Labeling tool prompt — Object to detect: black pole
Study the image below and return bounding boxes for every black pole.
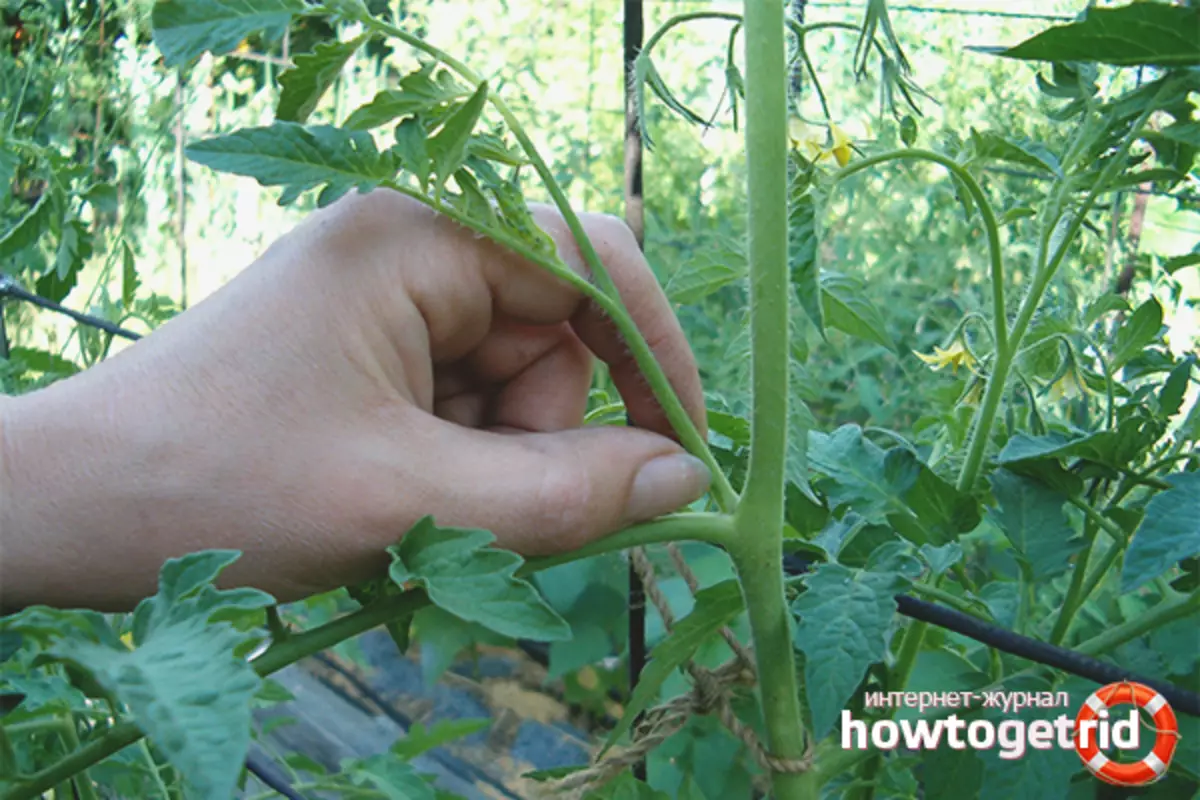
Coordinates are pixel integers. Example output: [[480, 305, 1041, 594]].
[[623, 0, 647, 783]]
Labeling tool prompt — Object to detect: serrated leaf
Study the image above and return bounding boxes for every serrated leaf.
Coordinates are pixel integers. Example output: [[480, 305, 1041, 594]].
[[387, 517, 569, 641], [186, 123, 394, 204], [389, 718, 491, 761], [600, 580, 744, 755], [428, 81, 488, 195], [277, 34, 370, 123], [792, 563, 907, 738], [151, 0, 308, 69], [997, 4, 1200, 68], [967, 129, 1060, 175], [47, 551, 269, 800], [665, 259, 741, 305], [1112, 297, 1163, 369], [807, 425, 918, 525], [1121, 472, 1200, 593], [820, 272, 895, 351], [344, 63, 469, 130], [789, 174, 824, 335], [1160, 357, 1194, 419], [585, 773, 671, 799], [987, 470, 1082, 580]]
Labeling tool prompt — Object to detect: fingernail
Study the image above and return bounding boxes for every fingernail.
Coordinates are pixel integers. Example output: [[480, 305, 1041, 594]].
[[625, 454, 712, 521]]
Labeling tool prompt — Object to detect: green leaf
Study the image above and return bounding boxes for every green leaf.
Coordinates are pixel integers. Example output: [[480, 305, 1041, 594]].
[[1163, 251, 1200, 275], [277, 34, 370, 124], [967, 129, 1060, 175], [978, 738, 1080, 800], [0, 195, 52, 260], [987, 470, 1082, 580], [665, 258, 742, 305], [121, 242, 140, 308], [789, 164, 824, 336], [151, 0, 309, 69], [996, 5, 1200, 68], [47, 551, 270, 800], [1083, 292, 1130, 326], [387, 517, 569, 641], [8, 347, 80, 377], [600, 580, 744, 755], [995, 416, 1160, 472], [820, 272, 895, 351], [792, 563, 908, 738], [427, 81, 488, 194], [393, 118, 431, 191], [898, 465, 981, 546], [343, 64, 469, 130], [807, 425, 919, 526], [1160, 357, 1194, 419], [1160, 121, 1200, 148], [1111, 297, 1164, 370], [345, 754, 436, 800], [1105, 168, 1186, 191], [186, 123, 395, 206], [1121, 472, 1200, 593], [389, 719, 491, 761]]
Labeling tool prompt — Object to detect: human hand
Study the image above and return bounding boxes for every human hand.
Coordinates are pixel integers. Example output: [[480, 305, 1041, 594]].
[[0, 191, 711, 611]]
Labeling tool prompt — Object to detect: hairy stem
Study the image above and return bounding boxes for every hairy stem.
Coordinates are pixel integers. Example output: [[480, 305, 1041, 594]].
[[734, 2, 814, 798]]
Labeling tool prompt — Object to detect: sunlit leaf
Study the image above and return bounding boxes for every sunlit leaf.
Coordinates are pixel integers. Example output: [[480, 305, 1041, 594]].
[[186, 123, 396, 206], [428, 81, 488, 194], [277, 34, 371, 123], [993, 4, 1200, 67], [343, 63, 468, 130], [151, 0, 308, 68]]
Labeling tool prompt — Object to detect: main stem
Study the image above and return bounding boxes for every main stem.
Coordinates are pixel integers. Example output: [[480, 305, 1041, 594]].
[[734, 2, 814, 798]]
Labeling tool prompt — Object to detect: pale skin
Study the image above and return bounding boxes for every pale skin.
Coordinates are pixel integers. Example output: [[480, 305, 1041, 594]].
[[0, 190, 712, 612]]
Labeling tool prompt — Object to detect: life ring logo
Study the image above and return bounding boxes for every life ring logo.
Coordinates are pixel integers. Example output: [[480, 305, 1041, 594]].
[[1074, 681, 1180, 786]]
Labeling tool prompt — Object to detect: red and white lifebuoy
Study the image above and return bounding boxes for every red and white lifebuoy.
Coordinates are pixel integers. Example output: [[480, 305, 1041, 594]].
[[1074, 682, 1180, 786]]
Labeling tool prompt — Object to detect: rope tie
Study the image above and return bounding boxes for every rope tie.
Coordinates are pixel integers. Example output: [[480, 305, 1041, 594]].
[[544, 545, 811, 796]]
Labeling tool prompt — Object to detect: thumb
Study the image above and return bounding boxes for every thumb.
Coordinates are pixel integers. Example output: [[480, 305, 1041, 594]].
[[429, 424, 713, 554]]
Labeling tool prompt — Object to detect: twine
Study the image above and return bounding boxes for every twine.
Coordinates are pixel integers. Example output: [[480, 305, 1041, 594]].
[[544, 545, 811, 796]]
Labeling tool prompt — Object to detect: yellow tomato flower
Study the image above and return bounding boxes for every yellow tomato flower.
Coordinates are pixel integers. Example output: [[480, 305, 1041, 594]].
[[1049, 368, 1086, 402], [789, 120, 854, 166], [913, 341, 977, 375]]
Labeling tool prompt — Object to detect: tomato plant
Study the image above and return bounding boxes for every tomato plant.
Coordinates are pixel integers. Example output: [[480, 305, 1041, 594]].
[[2, 1, 1199, 799]]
